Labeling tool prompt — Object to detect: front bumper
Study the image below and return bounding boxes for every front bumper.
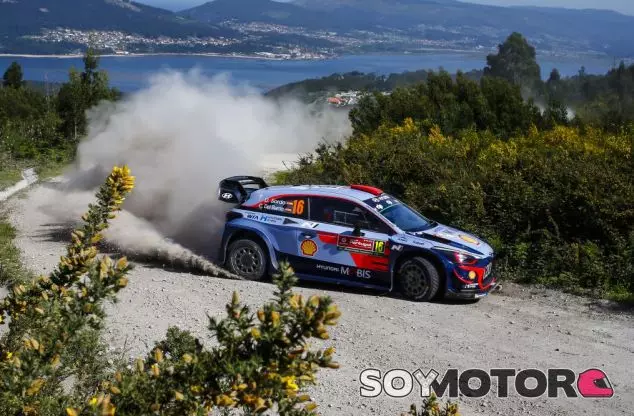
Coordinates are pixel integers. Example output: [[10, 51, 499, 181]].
[[446, 278, 499, 299]]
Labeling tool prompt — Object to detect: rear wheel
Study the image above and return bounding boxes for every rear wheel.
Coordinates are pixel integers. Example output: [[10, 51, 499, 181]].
[[226, 238, 268, 281], [398, 257, 440, 301]]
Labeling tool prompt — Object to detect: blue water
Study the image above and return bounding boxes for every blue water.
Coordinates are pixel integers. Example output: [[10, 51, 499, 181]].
[[0, 52, 618, 92]]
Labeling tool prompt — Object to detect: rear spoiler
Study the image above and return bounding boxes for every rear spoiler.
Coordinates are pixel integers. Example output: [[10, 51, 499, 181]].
[[218, 176, 268, 204]]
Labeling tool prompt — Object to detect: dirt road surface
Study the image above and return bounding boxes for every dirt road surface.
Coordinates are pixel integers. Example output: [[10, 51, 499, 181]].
[[3, 182, 633, 416]]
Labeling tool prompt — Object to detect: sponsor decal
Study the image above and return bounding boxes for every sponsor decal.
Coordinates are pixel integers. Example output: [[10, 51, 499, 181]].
[[409, 238, 428, 248], [300, 239, 318, 257], [337, 235, 386, 255], [372, 195, 391, 203], [315, 263, 372, 279], [367, 195, 399, 211], [359, 367, 614, 399], [245, 213, 285, 225], [484, 263, 492, 277], [459, 234, 479, 245], [391, 244, 403, 251], [315, 263, 341, 273], [221, 192, 234, 200]]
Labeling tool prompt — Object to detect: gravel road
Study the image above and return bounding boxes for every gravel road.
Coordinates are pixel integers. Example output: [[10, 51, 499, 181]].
[[3, 182, 633, 416]]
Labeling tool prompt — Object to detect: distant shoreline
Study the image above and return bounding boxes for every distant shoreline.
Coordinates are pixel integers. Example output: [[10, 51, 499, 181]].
[[0, 49, 620, 62], [0, 52, 333, 61]]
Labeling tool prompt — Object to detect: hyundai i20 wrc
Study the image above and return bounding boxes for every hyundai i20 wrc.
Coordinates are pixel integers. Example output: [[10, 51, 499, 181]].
[[216, 176, 498, 301]]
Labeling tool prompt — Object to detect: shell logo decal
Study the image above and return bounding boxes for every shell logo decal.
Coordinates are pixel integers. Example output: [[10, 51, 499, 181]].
[[459, 234, 479, 245], [300, 239, 318, 257]]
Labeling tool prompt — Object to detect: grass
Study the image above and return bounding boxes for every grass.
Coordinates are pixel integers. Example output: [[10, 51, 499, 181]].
[[0, 170, 22, 191], [0, 151, 69, 285], [0, 159, 27, 190], [0, 216, 28, 286], [605, 287, 634, 305], [0, 151, 70, 191]]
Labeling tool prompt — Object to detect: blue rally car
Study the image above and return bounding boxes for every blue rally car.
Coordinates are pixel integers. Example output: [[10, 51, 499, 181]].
[[216, 176, 498, 301]]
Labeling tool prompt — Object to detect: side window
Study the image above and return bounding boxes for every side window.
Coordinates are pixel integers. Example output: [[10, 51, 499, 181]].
[[261, 196, 308, 219], [309, 197, 390, 234]]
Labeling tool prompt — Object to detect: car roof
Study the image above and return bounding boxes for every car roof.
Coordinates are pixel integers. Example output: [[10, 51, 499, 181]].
[[247, 184, 381, 204]]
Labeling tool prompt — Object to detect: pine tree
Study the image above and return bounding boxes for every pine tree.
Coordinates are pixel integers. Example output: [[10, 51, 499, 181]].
[[2, 61, 24, 89]]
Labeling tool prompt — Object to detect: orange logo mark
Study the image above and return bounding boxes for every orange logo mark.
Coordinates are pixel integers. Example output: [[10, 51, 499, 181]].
[[300, 239, 318, 256]]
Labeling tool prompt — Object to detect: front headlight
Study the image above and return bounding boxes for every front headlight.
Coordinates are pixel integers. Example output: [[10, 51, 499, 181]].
[[434, 247, 479, 265]]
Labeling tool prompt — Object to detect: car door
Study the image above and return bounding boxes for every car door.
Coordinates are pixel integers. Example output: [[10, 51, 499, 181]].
[[293, 196, 392, 289]]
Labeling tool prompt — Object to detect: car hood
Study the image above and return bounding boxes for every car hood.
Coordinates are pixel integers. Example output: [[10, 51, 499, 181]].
[[408, 224, 494, 257]]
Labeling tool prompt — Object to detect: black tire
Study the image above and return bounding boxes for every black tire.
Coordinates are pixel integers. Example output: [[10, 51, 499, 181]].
[[226, 238, 268, 281], [398, 257, 441, 301]]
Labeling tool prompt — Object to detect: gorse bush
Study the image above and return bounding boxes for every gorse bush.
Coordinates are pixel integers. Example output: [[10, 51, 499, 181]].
[[0, 166, 136, 415], [0, 166, 355, 416], [404, 395, 459, 416], [278, 119, 634, 301]]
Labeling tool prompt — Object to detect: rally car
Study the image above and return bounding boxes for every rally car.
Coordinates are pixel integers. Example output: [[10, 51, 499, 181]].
[[216, 176, 498, 301]]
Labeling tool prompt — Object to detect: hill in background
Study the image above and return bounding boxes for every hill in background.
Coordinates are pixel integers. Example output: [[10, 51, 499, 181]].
[[2, 0, 634, 57]]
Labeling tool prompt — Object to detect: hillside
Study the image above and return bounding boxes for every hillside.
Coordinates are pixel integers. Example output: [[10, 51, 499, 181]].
[[0, 0, 235, 54], [179, 0, 378, 31], [3, 0, 634, 57], [265, 68, 483, 100], [0, 0, 228, 37], [182, 0, 634, 57]]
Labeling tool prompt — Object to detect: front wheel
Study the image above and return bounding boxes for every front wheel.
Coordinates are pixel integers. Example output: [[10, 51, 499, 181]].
[[226, 238, 268, 281], [398, 257, 440, 301]]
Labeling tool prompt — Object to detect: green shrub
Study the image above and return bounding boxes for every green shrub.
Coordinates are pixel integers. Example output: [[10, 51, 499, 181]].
[[404, 394, 459, 416], [279, 120, 634, 300]]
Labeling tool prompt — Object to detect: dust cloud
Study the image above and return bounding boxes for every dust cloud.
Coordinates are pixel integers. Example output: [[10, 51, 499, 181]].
[[42, 69, 351, 274]]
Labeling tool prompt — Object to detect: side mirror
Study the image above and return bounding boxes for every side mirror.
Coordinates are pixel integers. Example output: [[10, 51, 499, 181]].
[[352, 222, 364, 237]]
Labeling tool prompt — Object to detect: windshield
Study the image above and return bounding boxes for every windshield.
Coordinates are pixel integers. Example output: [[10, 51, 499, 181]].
[[364, 195, 434, 232]]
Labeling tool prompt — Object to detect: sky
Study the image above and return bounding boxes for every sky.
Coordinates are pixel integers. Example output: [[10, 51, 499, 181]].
[[140, 0, 633, 16]]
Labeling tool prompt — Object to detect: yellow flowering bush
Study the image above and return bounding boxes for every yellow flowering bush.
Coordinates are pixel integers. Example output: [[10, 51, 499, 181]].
[[403, 394, 459, 416], [1, 166, 135, 415], [0, 166, 346, 416], [279, 120, 634, 301], [66, 262, 343, 416]]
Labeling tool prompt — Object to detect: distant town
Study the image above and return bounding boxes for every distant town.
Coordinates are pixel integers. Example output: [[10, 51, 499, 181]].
[[14, 17, 504, 61], [2, 0, 634, 58], [5, 20, 612, 60], [325, 91, 391, 107], [23, 27, 337, 60]]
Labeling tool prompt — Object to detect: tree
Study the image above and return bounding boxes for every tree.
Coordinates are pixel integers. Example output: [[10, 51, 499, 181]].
[[2, 61, 23, 89], [483, 32, 541, 90], [542, 98, 569, 129], [546, 68, 566, 102], [56, 47, 121, 143], [548, 68, 561, 83]]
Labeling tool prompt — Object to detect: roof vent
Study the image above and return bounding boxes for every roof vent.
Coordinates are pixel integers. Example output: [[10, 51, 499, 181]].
[[350, 184, 383, 196]]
